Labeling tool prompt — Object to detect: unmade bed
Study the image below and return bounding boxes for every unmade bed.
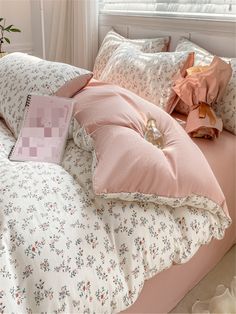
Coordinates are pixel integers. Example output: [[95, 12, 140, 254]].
[[0, 90, 234, 313], [123, 118, 236, 313], [0, 38, 235, 313]]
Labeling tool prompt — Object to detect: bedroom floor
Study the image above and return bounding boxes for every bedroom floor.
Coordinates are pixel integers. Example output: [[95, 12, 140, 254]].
[[171, 244, 236, 313]]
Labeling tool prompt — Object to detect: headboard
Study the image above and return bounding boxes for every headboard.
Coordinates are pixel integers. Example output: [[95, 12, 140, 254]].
[[99, 14, 236, 58]]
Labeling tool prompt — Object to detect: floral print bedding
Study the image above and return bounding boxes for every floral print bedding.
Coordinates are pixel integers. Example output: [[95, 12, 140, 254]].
[[93, 29, 169, 80], [0, 53, 92, 138], [99, 44, 193, 111], [0, 118, 230, 313]]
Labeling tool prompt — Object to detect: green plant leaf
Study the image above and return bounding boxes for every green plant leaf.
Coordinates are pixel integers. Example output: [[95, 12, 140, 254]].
[[4, 37, 10, 44], [0, 18, 3, 22], [4, 24, 13, 31], [10, 28, 21, 32]]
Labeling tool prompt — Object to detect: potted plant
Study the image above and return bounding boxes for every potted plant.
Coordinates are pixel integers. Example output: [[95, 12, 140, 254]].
[[0, 18, 21, 58]]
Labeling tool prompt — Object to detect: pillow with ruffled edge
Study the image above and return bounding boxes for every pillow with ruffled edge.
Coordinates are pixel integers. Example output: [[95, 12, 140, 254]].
[[0, 52, 93, 138], [100, 43, 194, 111], [174, 37, 236, 135], [93, 29, 170, 80]]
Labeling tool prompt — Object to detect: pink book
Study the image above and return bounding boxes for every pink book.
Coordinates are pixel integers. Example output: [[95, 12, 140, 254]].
[[9, 94, 75, 164]]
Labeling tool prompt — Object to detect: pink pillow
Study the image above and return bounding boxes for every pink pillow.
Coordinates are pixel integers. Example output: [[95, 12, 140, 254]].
[[73, 80, 229, 223]]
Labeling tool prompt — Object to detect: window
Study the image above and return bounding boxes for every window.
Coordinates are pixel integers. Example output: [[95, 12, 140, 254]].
[[100, 0, 236, 21]]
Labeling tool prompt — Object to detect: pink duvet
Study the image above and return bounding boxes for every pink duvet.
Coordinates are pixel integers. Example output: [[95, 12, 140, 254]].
[[73, 81, 230, 230]]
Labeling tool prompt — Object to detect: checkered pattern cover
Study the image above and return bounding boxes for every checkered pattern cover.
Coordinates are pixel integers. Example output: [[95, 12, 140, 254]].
[[9, 94, 74, 164]]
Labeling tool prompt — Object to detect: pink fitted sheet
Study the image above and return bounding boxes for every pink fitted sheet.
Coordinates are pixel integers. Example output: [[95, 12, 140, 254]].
[[123, 122, 236, 313]]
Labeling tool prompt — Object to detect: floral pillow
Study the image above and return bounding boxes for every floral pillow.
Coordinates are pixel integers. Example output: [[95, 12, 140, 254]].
[[100, 43, 194, 111], [175, 37, 236, 135], [93, 29, 170, 80], [0, 52, 93, 137]]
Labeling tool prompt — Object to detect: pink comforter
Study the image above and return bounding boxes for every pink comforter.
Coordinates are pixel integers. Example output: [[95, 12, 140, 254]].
[[73, 80, 230, 230]]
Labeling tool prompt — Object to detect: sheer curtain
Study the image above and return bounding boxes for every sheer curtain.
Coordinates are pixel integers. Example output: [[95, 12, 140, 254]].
[[48, 0, 98, 70]]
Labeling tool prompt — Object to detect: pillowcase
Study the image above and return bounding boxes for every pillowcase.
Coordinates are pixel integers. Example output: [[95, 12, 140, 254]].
[[0, 52, 93, 137], [93, 29, 170, 80], [175, 37, 215, 65], [100, 43, 194, 111], [175, 37, 236, 135]]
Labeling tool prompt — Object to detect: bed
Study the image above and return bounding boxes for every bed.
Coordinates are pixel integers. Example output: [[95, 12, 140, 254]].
[[0, 35, 235, 313], [123, 116, 236, 313], [0, 113, 234, 313]]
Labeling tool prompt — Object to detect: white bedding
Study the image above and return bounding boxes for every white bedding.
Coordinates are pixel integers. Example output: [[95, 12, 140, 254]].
[[0, 119, 228, 313]]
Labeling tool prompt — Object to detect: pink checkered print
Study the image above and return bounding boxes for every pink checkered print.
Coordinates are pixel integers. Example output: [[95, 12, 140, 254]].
[[9, 95, 75, 164]]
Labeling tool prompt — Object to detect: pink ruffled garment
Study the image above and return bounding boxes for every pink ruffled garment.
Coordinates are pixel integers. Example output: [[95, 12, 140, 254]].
[[172, 56, 232, 139]]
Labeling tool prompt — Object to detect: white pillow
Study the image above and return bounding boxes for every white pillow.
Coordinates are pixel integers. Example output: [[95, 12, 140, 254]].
[[175, 37, 236, 135], [0, 53, 93, 137], [100, 43, 193, 111], [93, 29, 170, 80]]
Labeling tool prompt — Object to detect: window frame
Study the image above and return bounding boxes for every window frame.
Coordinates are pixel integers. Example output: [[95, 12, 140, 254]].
[[99, 0, 236, 23]]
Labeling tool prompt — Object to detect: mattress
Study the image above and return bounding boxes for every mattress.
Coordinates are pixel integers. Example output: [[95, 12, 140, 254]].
[[123, 125, 236, 313]]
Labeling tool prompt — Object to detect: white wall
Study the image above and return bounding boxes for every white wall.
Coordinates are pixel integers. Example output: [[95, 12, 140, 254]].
[[0, 0, 32, 53], [0, 0, 55, 58]]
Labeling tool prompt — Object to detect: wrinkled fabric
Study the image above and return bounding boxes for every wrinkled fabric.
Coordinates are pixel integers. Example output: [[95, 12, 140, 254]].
[[73, 81, 230, 228], [172, 56, 232, 138], [0, 117, 231, 313]]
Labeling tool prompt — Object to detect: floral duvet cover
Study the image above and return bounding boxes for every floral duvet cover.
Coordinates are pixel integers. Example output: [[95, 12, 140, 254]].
[[0, 119, 230, 313]]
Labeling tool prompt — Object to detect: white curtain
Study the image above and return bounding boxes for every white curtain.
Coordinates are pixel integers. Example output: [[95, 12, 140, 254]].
[[48, 0, 98, 70]]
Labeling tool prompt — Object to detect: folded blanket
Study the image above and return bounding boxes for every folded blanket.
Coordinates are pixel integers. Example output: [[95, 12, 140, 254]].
[[73, 80, 231, 234]]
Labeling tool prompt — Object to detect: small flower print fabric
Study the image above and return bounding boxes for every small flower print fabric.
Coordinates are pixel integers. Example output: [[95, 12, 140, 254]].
[[0, 52, 92, 138], [93, 29, 170, 80], [100, 43, 193, 110], [0, 116, 230, 313]]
